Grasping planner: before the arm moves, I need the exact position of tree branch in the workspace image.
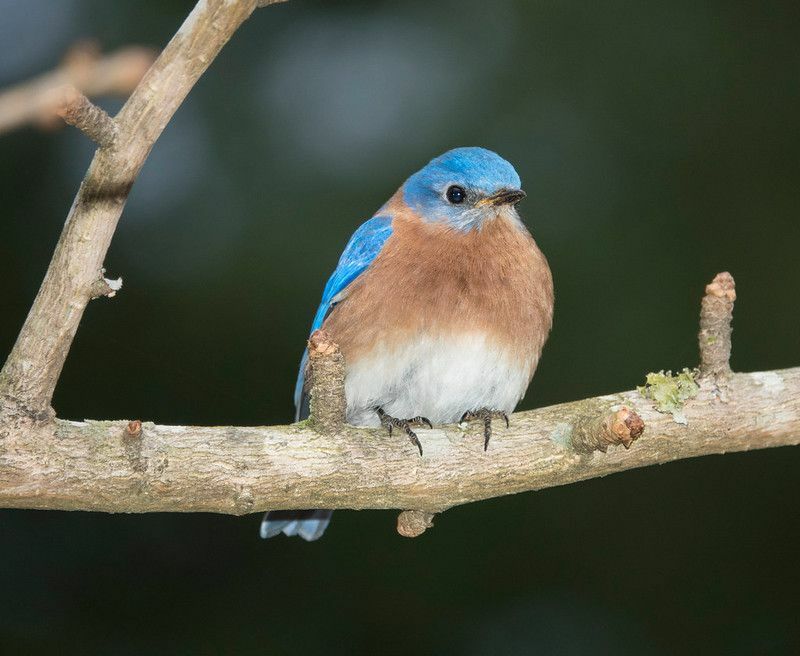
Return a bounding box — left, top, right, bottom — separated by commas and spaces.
0, 0, 266, 417
0, 367, 797, 514
0, 0, 796, 533
0, 42, 155, 137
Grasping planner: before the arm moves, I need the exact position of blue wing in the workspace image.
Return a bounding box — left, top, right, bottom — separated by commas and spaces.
294, 215, 393, 417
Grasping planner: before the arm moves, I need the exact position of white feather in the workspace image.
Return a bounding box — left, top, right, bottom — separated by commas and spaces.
345, 332, 535, 426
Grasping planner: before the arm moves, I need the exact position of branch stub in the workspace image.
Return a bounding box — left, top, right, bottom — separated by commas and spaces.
307, 330, 346, 434
397, 510, 435, 538
698, 271, 736, 382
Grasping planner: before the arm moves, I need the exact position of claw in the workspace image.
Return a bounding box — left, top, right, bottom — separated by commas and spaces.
410, 416, 433, 430
460, 408, 510, 451
409, 432, 423, 457
376, 408, 430, 457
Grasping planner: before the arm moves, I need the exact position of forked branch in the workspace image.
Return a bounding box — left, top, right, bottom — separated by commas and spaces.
0, 1, 796, 535
0, 0, 276, 416
0, 42, 155, 137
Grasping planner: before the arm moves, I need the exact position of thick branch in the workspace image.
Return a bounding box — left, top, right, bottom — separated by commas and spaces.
0, 0, 265, 416
0, 368, 796, 514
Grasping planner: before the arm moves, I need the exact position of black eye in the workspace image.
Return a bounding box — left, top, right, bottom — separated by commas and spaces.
446, 185, 466, 204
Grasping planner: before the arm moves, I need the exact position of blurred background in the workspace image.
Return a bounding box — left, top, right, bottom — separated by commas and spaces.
1, 0, 799, 653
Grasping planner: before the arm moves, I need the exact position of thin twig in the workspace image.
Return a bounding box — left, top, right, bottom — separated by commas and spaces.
0, 0, 265, 416
0, 42, 155, 136
55, 87, 118, 148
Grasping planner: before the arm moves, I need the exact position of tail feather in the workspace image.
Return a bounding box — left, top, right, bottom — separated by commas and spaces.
260, 510, 332, 542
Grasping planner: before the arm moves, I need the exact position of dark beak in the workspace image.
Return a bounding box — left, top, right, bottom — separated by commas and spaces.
478, 188, 527, 207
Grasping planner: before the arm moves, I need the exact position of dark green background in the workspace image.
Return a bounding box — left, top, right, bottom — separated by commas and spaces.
1, 0, 799, 653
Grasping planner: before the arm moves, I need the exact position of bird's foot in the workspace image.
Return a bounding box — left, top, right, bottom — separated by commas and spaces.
375, 407, 432, 457
459, 408, 509, 451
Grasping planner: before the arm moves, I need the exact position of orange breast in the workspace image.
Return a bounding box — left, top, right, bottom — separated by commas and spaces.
323, 199, 554, 379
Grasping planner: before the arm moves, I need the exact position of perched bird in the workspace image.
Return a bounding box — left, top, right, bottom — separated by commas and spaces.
261, 147, 554, 541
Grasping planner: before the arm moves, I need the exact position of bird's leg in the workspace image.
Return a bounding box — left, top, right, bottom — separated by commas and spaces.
459, 409, 510, 451
375, 407, 432, 457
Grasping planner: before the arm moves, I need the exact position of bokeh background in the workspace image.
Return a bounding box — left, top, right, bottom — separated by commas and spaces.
1, 0, 799, 653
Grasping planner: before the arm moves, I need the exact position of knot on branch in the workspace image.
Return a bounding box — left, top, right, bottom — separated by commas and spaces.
603, 406, 645, 448
397, 510, 435, 538
307, 330, 346, 434
125, 420, 142, 438
571, 404, 645, 453
698, 272, 736, 382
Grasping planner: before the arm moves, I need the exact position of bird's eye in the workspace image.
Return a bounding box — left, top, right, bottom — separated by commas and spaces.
446, 185, 466, 204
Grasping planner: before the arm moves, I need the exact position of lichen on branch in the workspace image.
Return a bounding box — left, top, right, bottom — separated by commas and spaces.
0, 0, 796, 533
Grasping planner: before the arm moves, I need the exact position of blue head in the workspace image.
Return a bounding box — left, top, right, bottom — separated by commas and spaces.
402, 147, 525, 231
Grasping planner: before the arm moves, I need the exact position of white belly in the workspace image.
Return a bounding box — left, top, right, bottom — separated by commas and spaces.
344, 332, 536, 427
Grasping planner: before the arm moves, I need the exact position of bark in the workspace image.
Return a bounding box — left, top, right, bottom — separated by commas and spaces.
1, 368, 796, 514
0, 1, 796, 536
0, 0, 267, 417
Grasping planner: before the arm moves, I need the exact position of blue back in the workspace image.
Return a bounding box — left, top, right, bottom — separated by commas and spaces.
294, 215, 393, 415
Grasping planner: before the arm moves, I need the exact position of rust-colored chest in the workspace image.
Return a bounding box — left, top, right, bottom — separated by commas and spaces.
324, 210, 554, 366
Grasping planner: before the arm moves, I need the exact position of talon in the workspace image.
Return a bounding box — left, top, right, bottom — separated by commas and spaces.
410, 416, 433, 429
460, 408, 510, 451
409, 431, 423, 457
376, 407, 426, 457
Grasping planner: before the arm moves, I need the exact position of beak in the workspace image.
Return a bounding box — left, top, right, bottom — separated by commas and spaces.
476, 188, 527, 207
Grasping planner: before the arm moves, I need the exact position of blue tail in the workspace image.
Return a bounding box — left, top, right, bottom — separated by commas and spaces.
260, 510, 333, 542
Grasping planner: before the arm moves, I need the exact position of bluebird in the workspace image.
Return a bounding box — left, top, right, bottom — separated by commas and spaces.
261, 147, 554, 541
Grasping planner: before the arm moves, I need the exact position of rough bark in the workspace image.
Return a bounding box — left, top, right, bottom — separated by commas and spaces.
307, 330, 347, 433
0, 0, 268, 417
698, 271, 736, 382
55, 87, 118, 148
0, 0, 796, 533
0, 368, 796, 514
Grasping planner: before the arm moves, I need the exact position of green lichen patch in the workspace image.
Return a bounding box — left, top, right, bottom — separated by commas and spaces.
549, 422, 573, 448
638, 369, 699, 424
291, 419, 311, 432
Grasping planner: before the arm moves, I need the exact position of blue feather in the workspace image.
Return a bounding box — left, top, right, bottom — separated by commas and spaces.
293, 214, 393, 414
260, 510, 332, 542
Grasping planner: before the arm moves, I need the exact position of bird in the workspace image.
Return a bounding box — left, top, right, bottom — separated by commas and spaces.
261, 147, 554, 541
